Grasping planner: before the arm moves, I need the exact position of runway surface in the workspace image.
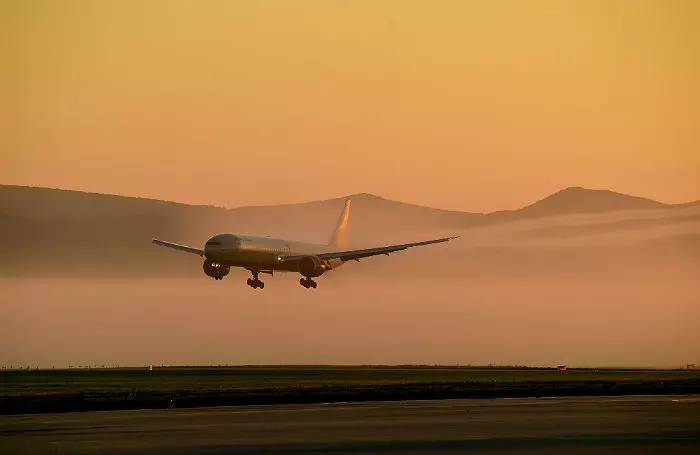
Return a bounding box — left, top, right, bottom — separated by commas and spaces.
2, 395, 699, 454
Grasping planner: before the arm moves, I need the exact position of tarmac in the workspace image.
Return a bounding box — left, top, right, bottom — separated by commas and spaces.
2, 395, 699, 454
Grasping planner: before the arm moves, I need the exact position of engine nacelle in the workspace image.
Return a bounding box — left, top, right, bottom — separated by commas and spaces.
298, 255, 329, 278
203, 259, 230, 279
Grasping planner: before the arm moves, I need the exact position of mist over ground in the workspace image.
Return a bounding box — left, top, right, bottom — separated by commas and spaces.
1, 186, 698, 368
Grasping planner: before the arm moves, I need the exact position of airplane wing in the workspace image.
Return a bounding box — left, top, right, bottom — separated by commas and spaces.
281, 236, 458, 262
152, 238, 204, 257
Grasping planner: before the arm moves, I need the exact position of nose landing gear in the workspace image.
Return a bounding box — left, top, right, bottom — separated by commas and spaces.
300, 277, 317, 289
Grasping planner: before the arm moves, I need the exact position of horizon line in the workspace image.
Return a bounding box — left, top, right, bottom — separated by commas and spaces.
1, 182, 698, 214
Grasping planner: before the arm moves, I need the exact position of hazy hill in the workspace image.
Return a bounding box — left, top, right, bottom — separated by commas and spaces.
485, 187, 669, 222
509, 186, 666, 214
1, 184, 698, 277
0, 184, 686, 222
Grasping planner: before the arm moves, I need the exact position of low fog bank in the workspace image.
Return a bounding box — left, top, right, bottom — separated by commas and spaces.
2, 185, 699, 278
3, 187, 698, 368
3, 206, 699, 280
2, 272, 698, 369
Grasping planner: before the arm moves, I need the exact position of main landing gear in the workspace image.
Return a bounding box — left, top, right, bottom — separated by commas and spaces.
246, 271, 265, 289
300, 277, 317, 289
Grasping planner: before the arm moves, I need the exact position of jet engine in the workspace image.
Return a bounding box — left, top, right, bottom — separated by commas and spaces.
298, 255, 329, 277
203, 259, 230, 280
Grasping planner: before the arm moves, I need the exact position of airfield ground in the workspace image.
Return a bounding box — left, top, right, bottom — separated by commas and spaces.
3, 396, 700, 454
2, 366, 698, 415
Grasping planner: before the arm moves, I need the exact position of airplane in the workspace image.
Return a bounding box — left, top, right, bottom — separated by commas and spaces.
152, 199, 457, 289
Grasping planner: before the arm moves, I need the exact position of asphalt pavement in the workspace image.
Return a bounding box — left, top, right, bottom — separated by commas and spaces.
2, 395, 699, 454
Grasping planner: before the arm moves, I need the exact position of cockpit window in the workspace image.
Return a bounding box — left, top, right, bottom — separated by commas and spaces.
206, 240, 221, 246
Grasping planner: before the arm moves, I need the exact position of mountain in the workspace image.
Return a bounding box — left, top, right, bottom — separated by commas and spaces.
1, 184, 698, 277
518, 186, 666, 213
485, 187, 669, 223
674, 199, 700, 208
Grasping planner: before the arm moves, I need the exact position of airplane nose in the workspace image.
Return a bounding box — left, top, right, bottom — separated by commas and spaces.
204, 238, 221, 258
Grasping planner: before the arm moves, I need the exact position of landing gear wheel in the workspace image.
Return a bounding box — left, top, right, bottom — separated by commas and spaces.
246, 271, 265, 289
299, 277, 317, 289
247, 276, 265, 289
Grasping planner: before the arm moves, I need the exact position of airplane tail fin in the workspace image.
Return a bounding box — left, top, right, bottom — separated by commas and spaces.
328, 199, 351, 248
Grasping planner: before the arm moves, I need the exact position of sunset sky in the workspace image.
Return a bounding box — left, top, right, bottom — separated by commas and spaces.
2, 0, 699, 212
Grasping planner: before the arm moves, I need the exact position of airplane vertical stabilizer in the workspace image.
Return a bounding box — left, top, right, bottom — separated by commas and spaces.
328, 199, 351, 248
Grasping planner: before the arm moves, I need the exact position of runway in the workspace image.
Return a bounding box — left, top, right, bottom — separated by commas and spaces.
2, 395, 699, 454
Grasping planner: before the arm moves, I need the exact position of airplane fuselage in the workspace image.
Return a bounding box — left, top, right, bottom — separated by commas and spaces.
203, 234, 341, 272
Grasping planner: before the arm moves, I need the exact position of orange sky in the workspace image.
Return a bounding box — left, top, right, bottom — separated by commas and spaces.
2, 1, 699, 212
